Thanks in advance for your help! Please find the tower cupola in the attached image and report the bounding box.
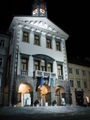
[32,0,47,17]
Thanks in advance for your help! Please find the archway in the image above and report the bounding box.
[38,85,50,106]
[18,83,33,107]
[55,86,65,105]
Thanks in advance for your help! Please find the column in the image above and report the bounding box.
[29,29,34,45]
[28,56,34,77]
[41,32,46,48]
[17,53,21,75]
[52,36,56,50]
[21,93,24,107]
[53,61,58,79]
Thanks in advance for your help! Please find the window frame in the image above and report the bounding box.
[23,31,29,43]
[46,37,52,49]
[34,34,40,46]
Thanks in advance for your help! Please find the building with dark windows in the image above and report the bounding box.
[3,0,70,107]
[68,63,90,106]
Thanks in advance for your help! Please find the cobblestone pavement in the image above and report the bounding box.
[0,106,90,120]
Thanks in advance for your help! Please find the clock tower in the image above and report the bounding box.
[32,0,47,17]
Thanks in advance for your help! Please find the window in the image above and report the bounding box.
[34,60,40,70]
[69,67,73,74]
[88,71,90,76]
[47,63,52,72]
[21,57,28,75]
[76,69,79,75]
[82,70,86,76]
[0,58,2,67]
[23,31,29,42]
[34,34,40,46]
[77,81,81,88]
[0,40,4,47]
[56,41,61,51]
[46,38,52,49]
[57,65,62,76]
[84,81,87,88]
[41,60,45,71]
[70,80,74,87]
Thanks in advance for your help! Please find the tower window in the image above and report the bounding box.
[84,81,87,88]
[23,31,29,42]
[34,34,40,46]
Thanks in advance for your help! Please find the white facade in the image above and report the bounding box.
[9,16,69,106]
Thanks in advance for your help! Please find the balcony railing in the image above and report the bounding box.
[34,70,56,78]
[21,70,28,76]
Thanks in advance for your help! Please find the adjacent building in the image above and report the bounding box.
[0,34,9,106]
[68,63,90,105]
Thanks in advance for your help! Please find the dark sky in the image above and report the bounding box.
[0,0,90,62]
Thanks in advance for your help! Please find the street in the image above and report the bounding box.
[0,106,90,120]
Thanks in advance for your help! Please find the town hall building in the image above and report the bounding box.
[4,0,70,106]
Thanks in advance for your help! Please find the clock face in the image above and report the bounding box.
[40,8,45,15]
[33,9,38,15]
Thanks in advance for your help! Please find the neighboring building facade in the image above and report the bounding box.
[68,63,90,105]
[5,0,70,107]
[0,34,9,106]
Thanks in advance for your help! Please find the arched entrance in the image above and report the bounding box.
[38,84,50,106]
[18,83,33,107]
[55,86,66,105]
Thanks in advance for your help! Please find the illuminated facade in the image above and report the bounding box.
[68,63,90,105]
[6,0,70,106]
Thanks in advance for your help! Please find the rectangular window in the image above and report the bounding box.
[0,58,2,67]
[57,64,62,76]
[70,80,74,87]
[41,60,45,71]
[47,63,52,72]
[34,60,40,70]
[84,81,87,88]
[34,34,40,46]
[0,40,4,47]
[23,31,29,42]
[56,41,61,51]
[88,71,90,76]
[69,67,73,74]
[46,38,52,49]
[76,69,79,75]
[77,81,81,88]
[82,70,86,76]
[21,57,28,75]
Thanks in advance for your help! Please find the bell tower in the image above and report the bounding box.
[32,0,47,17]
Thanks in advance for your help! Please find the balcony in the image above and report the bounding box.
[34,70,56,78]
[21,70,28,76]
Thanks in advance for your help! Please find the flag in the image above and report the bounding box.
[40,73,43,88]
[51,78,53,87]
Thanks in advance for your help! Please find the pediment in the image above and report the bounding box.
[10,16,69,40]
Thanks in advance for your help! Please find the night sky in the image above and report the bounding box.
[0,0,90,64]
